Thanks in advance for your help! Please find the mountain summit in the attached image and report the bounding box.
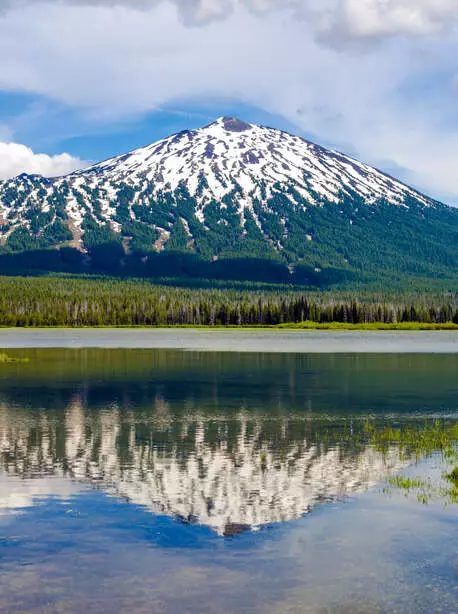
[0,118,456,285]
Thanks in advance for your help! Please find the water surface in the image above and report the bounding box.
[1,328,458,352]
[0,349,457,613]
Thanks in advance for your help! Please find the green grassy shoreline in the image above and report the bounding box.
[278,321,458,331]
[0,322,458,331]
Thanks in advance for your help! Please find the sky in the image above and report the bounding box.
[0,0,457,204]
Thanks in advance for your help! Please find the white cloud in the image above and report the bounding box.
[0,1,457,199]
[317,0,458,46]
[0,142,87,179]
[0,0,270,24]
[1,0,458,38]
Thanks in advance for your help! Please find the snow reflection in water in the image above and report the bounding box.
[0,396,410,535]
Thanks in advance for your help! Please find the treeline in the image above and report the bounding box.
[0,275,457,327]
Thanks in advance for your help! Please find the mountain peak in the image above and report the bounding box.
[211,116,253,132]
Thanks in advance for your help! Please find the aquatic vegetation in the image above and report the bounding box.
[386,471,458,506]
[389,476,425,490]
[313,419,458,460]
[375,423,458,505]
[446,467,458,487]
[365,420,458,459]
[312,418,458,505]
[0,353,29,364]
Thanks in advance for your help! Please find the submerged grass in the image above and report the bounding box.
[368,420,458,505]
[314,418,458,505]
[386,473,458,506]
[0,353,29,364]
[315,419,458,460]
[446,467,458,487]
[364,420,458,459]
[389,476,426,490]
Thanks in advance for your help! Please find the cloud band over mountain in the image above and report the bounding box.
[1,0,457,39]
[0,0,458,200]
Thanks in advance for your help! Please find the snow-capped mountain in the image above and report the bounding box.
[69,115,434,218]
[0,117,456,283]
[0,116,436,233]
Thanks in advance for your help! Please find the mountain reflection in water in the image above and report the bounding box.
[0,395,409,535]
[0,349,457,538]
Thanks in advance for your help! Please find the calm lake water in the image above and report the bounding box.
[1,328,458,352]
[0,347,458,613]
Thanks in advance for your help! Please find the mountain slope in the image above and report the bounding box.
[0,117,457,286]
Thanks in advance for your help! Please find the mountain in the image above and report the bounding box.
[0,116,457,287]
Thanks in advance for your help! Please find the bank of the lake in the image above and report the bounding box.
[1,322,458,331]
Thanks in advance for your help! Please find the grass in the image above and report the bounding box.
[0,353,29,364]
[312,419,458,460]
[369,421,458,505]
[276,321,458,331]
[447,467,458,487]
[388,476,426,490]
[364,420,458,458]
[310,418,458,505]
[386,471,458,506]
[1,322,458,331]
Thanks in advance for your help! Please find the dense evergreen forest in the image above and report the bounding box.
[0,275,456,327]
[0,195,457,290]
[1,168,458,290]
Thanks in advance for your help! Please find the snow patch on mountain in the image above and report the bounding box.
[66,116,434,221]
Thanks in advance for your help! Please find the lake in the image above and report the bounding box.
[0,340,458,613]
[1,328,458,352]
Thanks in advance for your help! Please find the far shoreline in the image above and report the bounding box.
[0,322,457,331]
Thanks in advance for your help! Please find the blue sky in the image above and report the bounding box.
[4,95,300,163]
[0,0,458,205]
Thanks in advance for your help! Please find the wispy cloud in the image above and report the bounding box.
[315,0,458,48]
[2,0,457,36]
